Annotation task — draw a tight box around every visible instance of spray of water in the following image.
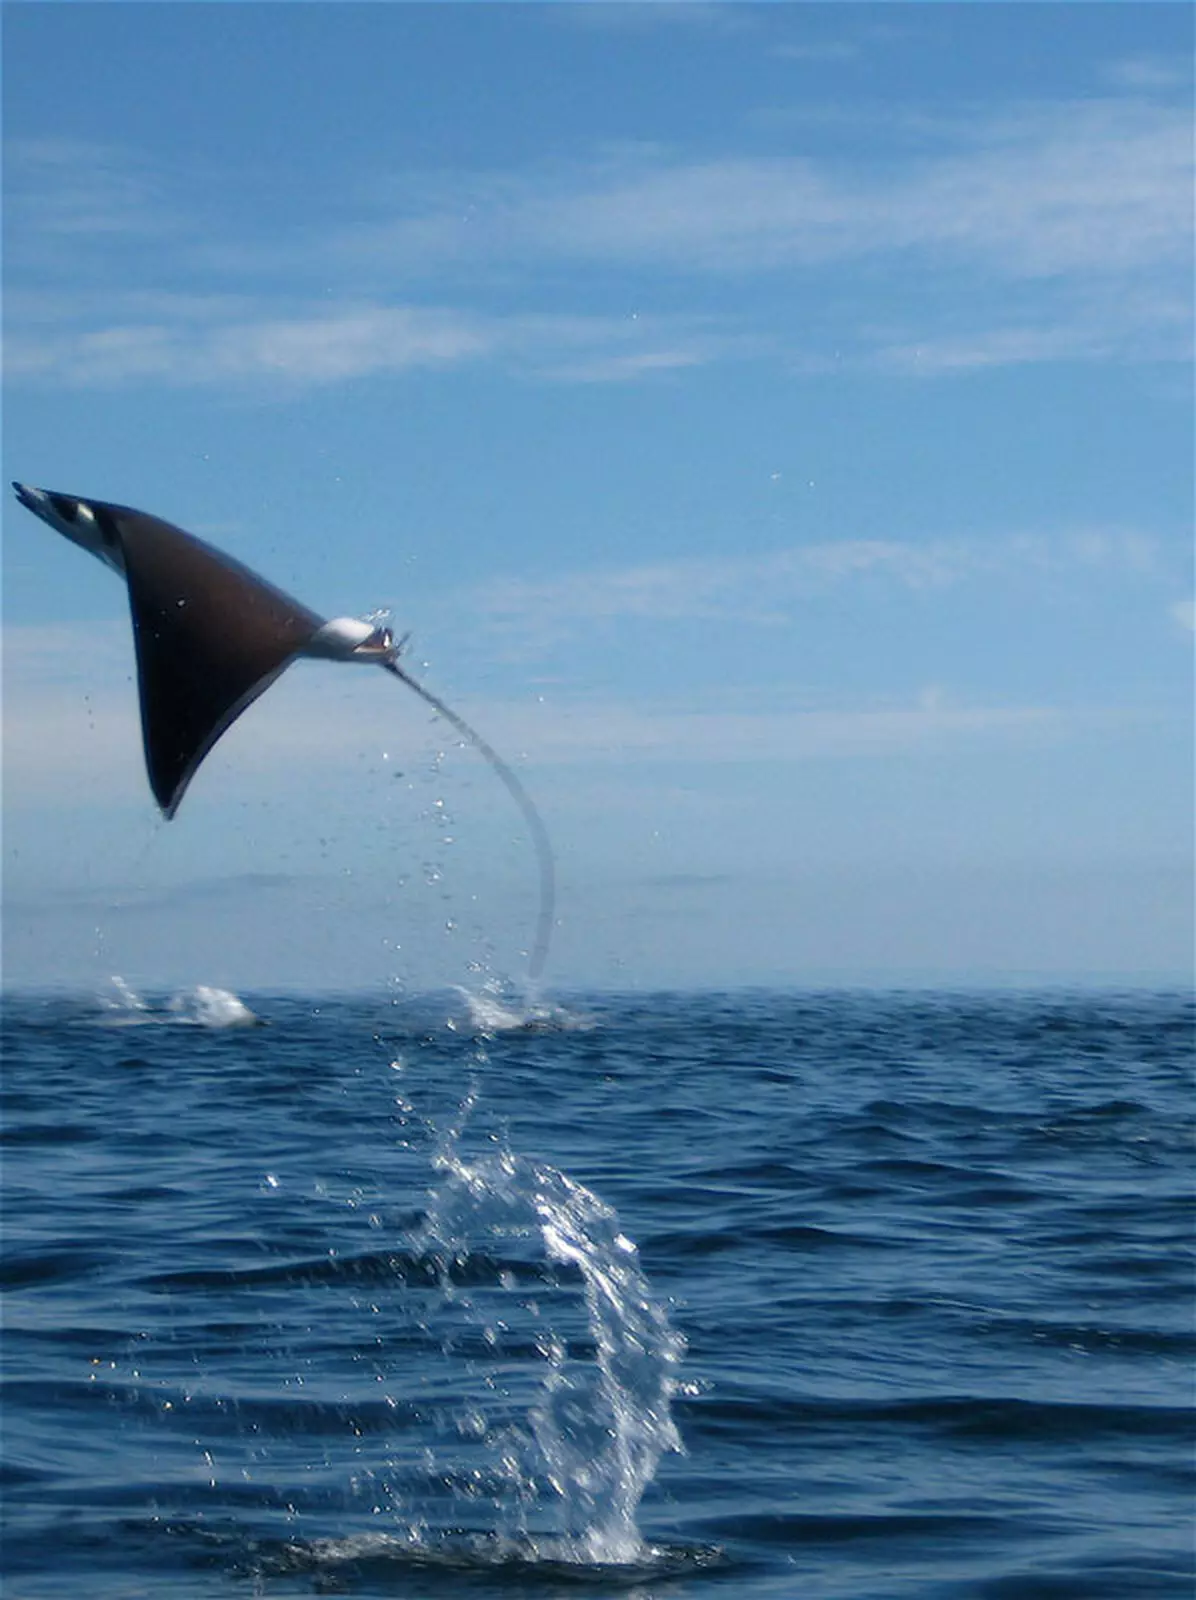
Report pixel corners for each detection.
[384,658,556,986]
[526,1161,686,1562]
[408,1139,685,1564]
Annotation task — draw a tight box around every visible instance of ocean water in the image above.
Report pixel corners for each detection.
[1,984,1192,1600]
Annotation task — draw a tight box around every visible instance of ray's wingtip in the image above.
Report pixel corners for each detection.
[12,481,44,513]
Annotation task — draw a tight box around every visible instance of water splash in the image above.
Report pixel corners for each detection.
[408,1143,685,1564]
[166,985,263,1029]
[95,977,262,1028]
[100,974,150,1014]
[453,982,596,1036]
[527,1162,685,1563]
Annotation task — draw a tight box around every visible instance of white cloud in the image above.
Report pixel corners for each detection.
[0,654,1071,812]
[469,531,1165,632]
[4,138,171,241]
[344,97,1190,281]
[484,695,1067,767]
[5,299,723,389]
[5,304,491,387]
[0,615,1101,812]
[530,345,707,384]
[1102,55,1193,93]
[218,306,491,382]
[5,94,1189,390]
[869,297,1193,375]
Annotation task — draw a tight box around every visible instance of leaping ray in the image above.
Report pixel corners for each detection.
[13,482,555,980]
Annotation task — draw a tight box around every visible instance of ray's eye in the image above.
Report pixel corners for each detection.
[48,493,80,524]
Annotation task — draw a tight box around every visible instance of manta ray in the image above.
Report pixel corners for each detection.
[13,482,554,977]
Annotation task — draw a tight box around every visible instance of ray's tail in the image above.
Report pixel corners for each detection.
[383,660,556,984]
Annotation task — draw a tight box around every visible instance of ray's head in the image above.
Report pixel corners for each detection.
[12,482,126,575]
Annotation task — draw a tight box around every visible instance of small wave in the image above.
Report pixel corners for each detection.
[142,1243,571,1294]
[0,1121,100,1149]
[685,1390,1192,1444]
[0,1247,111,1291]
[261,1528,723,1583]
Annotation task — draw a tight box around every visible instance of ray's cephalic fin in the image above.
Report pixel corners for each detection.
[12,482,555,977]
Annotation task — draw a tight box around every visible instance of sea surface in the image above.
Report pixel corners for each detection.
[1,985,1192,1600]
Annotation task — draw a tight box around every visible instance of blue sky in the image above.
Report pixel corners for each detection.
[3,2,1192,993]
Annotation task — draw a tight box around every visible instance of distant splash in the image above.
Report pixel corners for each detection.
[103,974,149,1014]
[168,985,263,1028]
[97,977,263,1029]
[93,977,591,1035]
[452,983,596,1036]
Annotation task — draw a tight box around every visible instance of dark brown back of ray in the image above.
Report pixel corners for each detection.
[108,505,324,816]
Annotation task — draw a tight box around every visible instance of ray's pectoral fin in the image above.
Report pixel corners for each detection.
[12,483,396,818]
[115,510,326,818]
